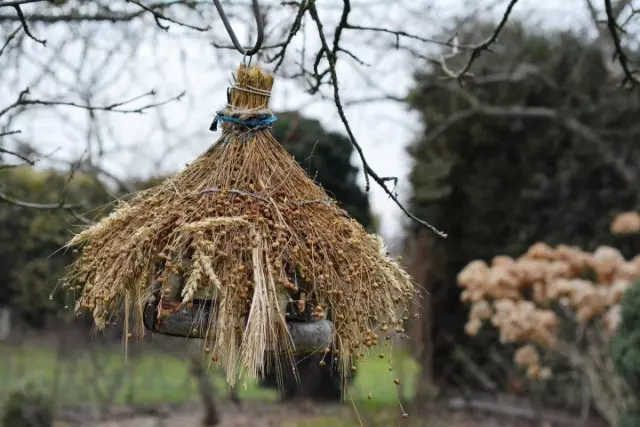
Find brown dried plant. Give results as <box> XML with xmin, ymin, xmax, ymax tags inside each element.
<box><xmin>63</xmin><ymin>64</ymin><xmax>416</xmax><ymax>388</ymax></box>
<box><xmin>611</xmin><ymin>211</ymin><xmax>640</xmax><ymax>235</ymax></box>
<box><xmin>459</xmin><ymin>243</ymin><xmax>639</xmax><ymax>376</ymax></box>
<box><xmin>457</xmin><ymin>215</ymin><xmax>639</xmax><ymax>425</ymax></box>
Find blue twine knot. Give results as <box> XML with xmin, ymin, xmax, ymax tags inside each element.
<box><xmin>210</xmin><ymin>112</ymin><xmax>277</xmax><ymax>132</ymax></box>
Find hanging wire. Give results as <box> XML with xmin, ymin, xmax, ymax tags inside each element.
<box><xmin>212</xmin><ymin>0</ymin><xmax>264</xmax><ymax>57</ymax></box>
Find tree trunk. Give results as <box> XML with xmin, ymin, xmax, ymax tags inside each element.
<box><xmin>188</xmin><ymin>343</ymin><xmax>220</xmax><ymax>426</ymax></box>
<box><xmin>405</xmin><ymin>231</ymin><xmax>438</xmax><ymax>406</ymax></box>
<box><xmin>228</xmin><ymin>384</ymin><xmax>241</xmax><ymax>405</ymax></box>
<box><xmin>0</xmin><ymin>307</ymin><xmax>11</xmax><ymax>341</ymax></box>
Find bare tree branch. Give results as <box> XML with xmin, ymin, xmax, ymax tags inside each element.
<box><xmin>0</xmin><ymin>0</ymin><xmax>46</xmax><ymax>6</ymax></box>
<box><xmin>125</xmin><ymin>0</ymin><xmax>210</xmax><ymax>32</ymax></box>
<box><xmin>266</xmin><ymin>0</ymin><xmax>307</xmax><ymax>72</ymax></box>
<box><xmin>436</xmin><ymin>0</ymin><xmax>520</xmax><ymax>80</ymax></box>
<box><xmin>0</xmin><ymin>0</ymin><xmax>209</xmax><ymax>28</ymax></box>
<box><xmin>603</xmin><ymin>0</ymin><xmax>640</xmax><ymax>86</ymax></box>
<box><xmin>0</xmin><ymin>129</ymin><xmax>21</xmax><ymax>137</ymax></box>
<box><xmin>4</xmin><ymin>196</ymin><xmax>96</xmax><ymax>224</ymax></box>
<box><xmin>307</xmin><ymin>0</ymin><xmax>447</xmax><ymax>238</ymax></box>
<box><xmin>0</xmin><ymin>189</ymin><xmax>95</xmax><ymax>224</ymax></box>
<box><xmin>0</xmin><ymin>145</ymin><xmax>34</xmax><ymax>164</ymax></box>
<box><xmin>424</xmin><ymin>104</ymin><xmax>637</xmax><ymax>188</ymax></box>
<box><xmin>0</xmin><ymin>25</ymin><xmax>21</xmax><ymax>57</ymax></box>
<box><xmin>0</xmin><ymin>87</ymin><xmax>185</xmax><ymax>118</ymax></box>
<box><xmin>5</xmin><ymin>0</ymin><xmax>632</xmax><ymax>238</ymax></box>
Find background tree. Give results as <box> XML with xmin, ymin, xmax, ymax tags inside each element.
<box><xmin>272</xmin><ymin>111</ymin><xmax>373</xmax><ymax>231</ymax></box>
<box><xmin>612</xmin><ymin>275</ymin><xmax>640</xmax><ymax>426</ymax></box>
<box><xmin>0</xmin><ymin>167</ymin><xmax>110</xmax><ymax>327</ymax></box>
<box><xmin>405</xmin><ymin>18</ymin><xmax>640</xmax><ymax>405</ymax></box>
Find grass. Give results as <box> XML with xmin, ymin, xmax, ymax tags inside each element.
<box><xmin>0</xmin><ymin>342</ymin><xmax>419</xmax><ymax>408</ymax></box>
<box><xmin>281</xmin><ymin>412</ymin><xmax>401</xmax><ymax>427</ymax></box>
<box><xmin>0</xmin><ymin>345</ymin><xmax>273</xmax><ymax>406</ymax></box>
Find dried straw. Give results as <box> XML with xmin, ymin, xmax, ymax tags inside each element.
<box><xmin>64</xmin><ymin>63</ymin><xmax>417</xmax><ymax>387</ymax></box>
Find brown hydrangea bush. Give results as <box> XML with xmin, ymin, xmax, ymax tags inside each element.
<box><xmin>458</xmin><ymin>211</ymin><xmax>640</xmax><ymax>426</ymax></box>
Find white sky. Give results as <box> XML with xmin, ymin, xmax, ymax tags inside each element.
<box><xmin>1</xmin><ymin>0</ymin><xmax>595</xmax><ymax>248</ymax></box>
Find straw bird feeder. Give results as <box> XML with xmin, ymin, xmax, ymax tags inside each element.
<box><xmin>63</xmin><ymin>1</ymin><xmax>416</xmax><ymax>389</ymax></box>
<box><xmin>64</xmin><ymin>63</ymin><xmax>416</xmax><ymax>386</ymax></box>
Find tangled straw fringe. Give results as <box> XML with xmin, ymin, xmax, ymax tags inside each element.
<box><xmin>63</xmin><ymin>64</ymin><xmax>417</xmax><ymax>389</ymax></box>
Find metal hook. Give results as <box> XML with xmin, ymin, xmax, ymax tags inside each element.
<box><xmin>212</xmin><ymin>0</ymin><xmax>264</xmax><ymax>57</ymax></box>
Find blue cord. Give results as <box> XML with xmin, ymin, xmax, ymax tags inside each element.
<box><xmin>210</xmin><ymin>113</ymin><xmax>277</xmax><ymax>132</ymax></box>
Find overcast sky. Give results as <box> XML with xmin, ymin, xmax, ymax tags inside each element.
<box><xmin>1</xmin><ymin>0</ymin><xmax>597</xmax><ymax>247</ymax></box>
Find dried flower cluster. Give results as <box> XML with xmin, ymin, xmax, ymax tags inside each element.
<box><xmin>64</xmin><ymin>64</ymin><xmax>416</xmax><ymax>387</ymax></box>
<box><xmin>611</xmin><ymin>211</ymin><xmax>640</xmax><ymax>235</ymax></box>
<box><xmin>458</xmin><ymin>239</ymin><xmax>640</xmax><ymax>380</ymax></box>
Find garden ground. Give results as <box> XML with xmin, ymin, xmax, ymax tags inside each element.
<box><xmin>78</xmin><ymin>402</ymin><xmax>580</xmax><ymax>427</ymax></box>
<box><xmin>1</xmin><ymin>342</ymin><xmax>604</xmax><ymax>427</ymax></box>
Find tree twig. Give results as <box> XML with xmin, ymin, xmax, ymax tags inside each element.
<box><xmin>0</xmin><ymin>88</ymin><xmax>185</xmax><ymax>118</ymax></box>
<box><xmin>307</xmin><ymin>0</ymin><xmax>446</xmax><ymax>238</ymax></box>
<box><xmin>0</xmin><ymin>25</ymin><xmax>21</xmax><ymax>57</ymax></box>
<box><xmin>11</xmin><ymin>2</ymin><xmax>45</xmax><ymax>45</ymax></box>
<box><xmin>603</xmin><ymin>0</ymin><xmax>639</xmax><ymax>86</ymax></box>
<box><xmin>423</xmin><ymin>103</ymin><xmax>637</xmax><ymax>189</ymax></box>
<box><xmin>125</xmin><ymin>0</ymin><xmax>210</xmax><ymax>32</ymax></box>
<box><xmin>0</xmin><ymin>146</ymin><xmax>34</xmax><ymax>164</ymax></box>
<box><xmin>0</xmin><ymin>191</ymin><xmax>95</xmax><ymax>224</ymax></box>
<box><xmin>437</xmin><ymin>0</ymin><xmax>520</xmax><ymax>80</ymax></box>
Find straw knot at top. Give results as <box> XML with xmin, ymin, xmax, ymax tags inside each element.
<box><xmin>209</xmin><ymin>64</ymin><xmax>277</xmax><ymax>134</ymax></box>
<box><xmin>229</xmin><ymin>64</ymin><xmax>274</xmax><ymax>110</ymax></box>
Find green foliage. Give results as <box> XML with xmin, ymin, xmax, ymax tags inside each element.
<box><xmin>406</xmin><ymin>19</ymin><xmax>640</xmax><ymax>387</ymax></box>
<box><xmin>0</xmin><ymin>168</ymin><xmax>112</xmax><ymax>327</ymax></box>
<box><xmin>271</xmin><ymin>111</ymin><xmax>373</xmax><ymax>231</ymax></box>
<box><xmin>0</xmin><ymin>166</ymin><xmax>164</xmax><ymax>326</ymax></box>
<box><xmin>612</xmin><ymin>280</ymin><xmax>640</xmax><ymax>397</ymax></box>
<box><xmin>0</xmin><ymin>343</ymin><xmax>416</xmax><ymax>406</ymax></box>
<box><xmin>617</xmin><ymin>407</ymin><xmax>640</xmax><ymax>427</ymax></box>
<box><xmin>1</xmin><ymin>381</ymin><xmax>54</xmax><ymax>427</ymax></box>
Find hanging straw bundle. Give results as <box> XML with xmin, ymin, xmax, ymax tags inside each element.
<box><xmin>64</xmin><ymin>63</ymin><xmax>416</xmax><ymax>387</ymax></box>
